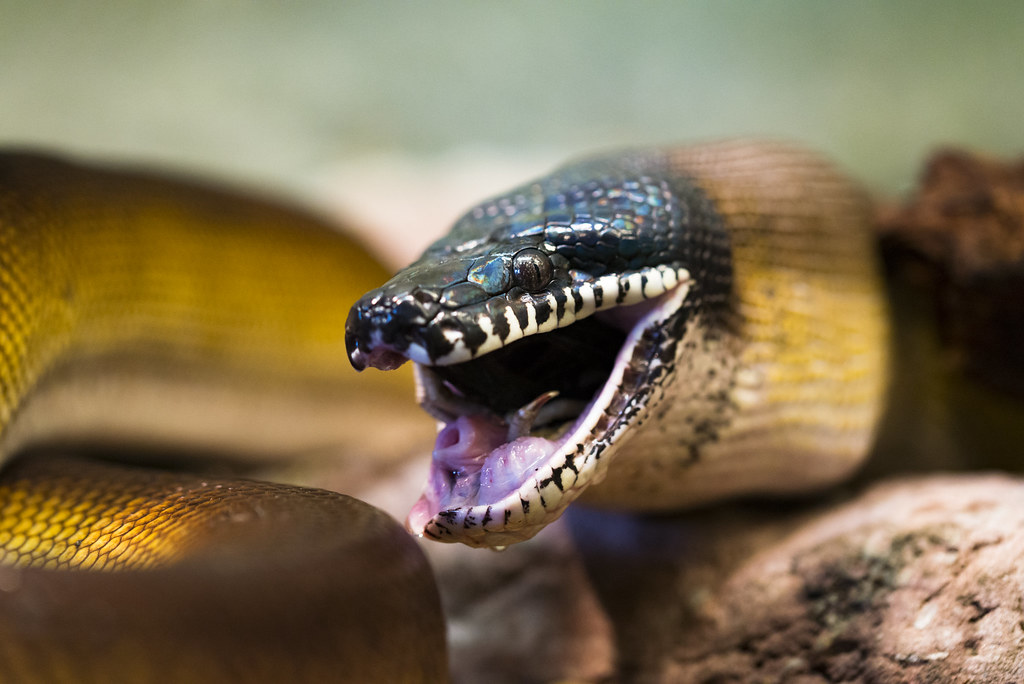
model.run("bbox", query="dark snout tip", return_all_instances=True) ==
[344,310,367,371]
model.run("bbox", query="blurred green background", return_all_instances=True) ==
[2,1,1020,206]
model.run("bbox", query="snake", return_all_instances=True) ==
[347,139,890,548]
[0,153,445,682]
[0,140,888,678]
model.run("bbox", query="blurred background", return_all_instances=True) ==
[2,1,1021,259]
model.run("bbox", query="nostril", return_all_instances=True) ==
[413,288,437,304]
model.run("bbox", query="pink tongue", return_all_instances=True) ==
[406,414,557,535]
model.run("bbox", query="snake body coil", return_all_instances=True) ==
[0,153,445,682]
[348,140,890,548]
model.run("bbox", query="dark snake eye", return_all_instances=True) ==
[511,248,554,293]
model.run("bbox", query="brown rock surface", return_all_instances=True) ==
[878,148,1024,399]
[660,475,1024,683]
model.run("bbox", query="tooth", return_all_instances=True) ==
[533,398,587,430]
[506,391,560,441]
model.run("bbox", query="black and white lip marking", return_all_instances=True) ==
[405,273,693,547]
[429,264,688,366]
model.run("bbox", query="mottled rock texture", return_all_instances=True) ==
[662,475,1024,683]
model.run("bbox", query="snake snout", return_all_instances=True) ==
[344,301,408,371]
[345,280,443,370]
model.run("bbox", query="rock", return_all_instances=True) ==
[878,148,1024,399]
[643,475,1024,683]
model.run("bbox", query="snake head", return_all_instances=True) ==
[346,153,731,548]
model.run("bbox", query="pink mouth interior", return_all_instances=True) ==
[407,414,558,534]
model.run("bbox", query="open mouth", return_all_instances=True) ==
[341,148,742,547]
[405,278,691,544]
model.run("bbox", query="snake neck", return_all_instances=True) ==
[586,142,890,507]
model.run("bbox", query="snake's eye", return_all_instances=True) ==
[511,248,554,293]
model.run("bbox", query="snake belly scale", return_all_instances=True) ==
[347,140,890,548]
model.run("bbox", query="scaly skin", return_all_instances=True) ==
[586,141,890,508]
[0,152,446,683]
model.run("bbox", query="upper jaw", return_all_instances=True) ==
[346,261,689,373]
